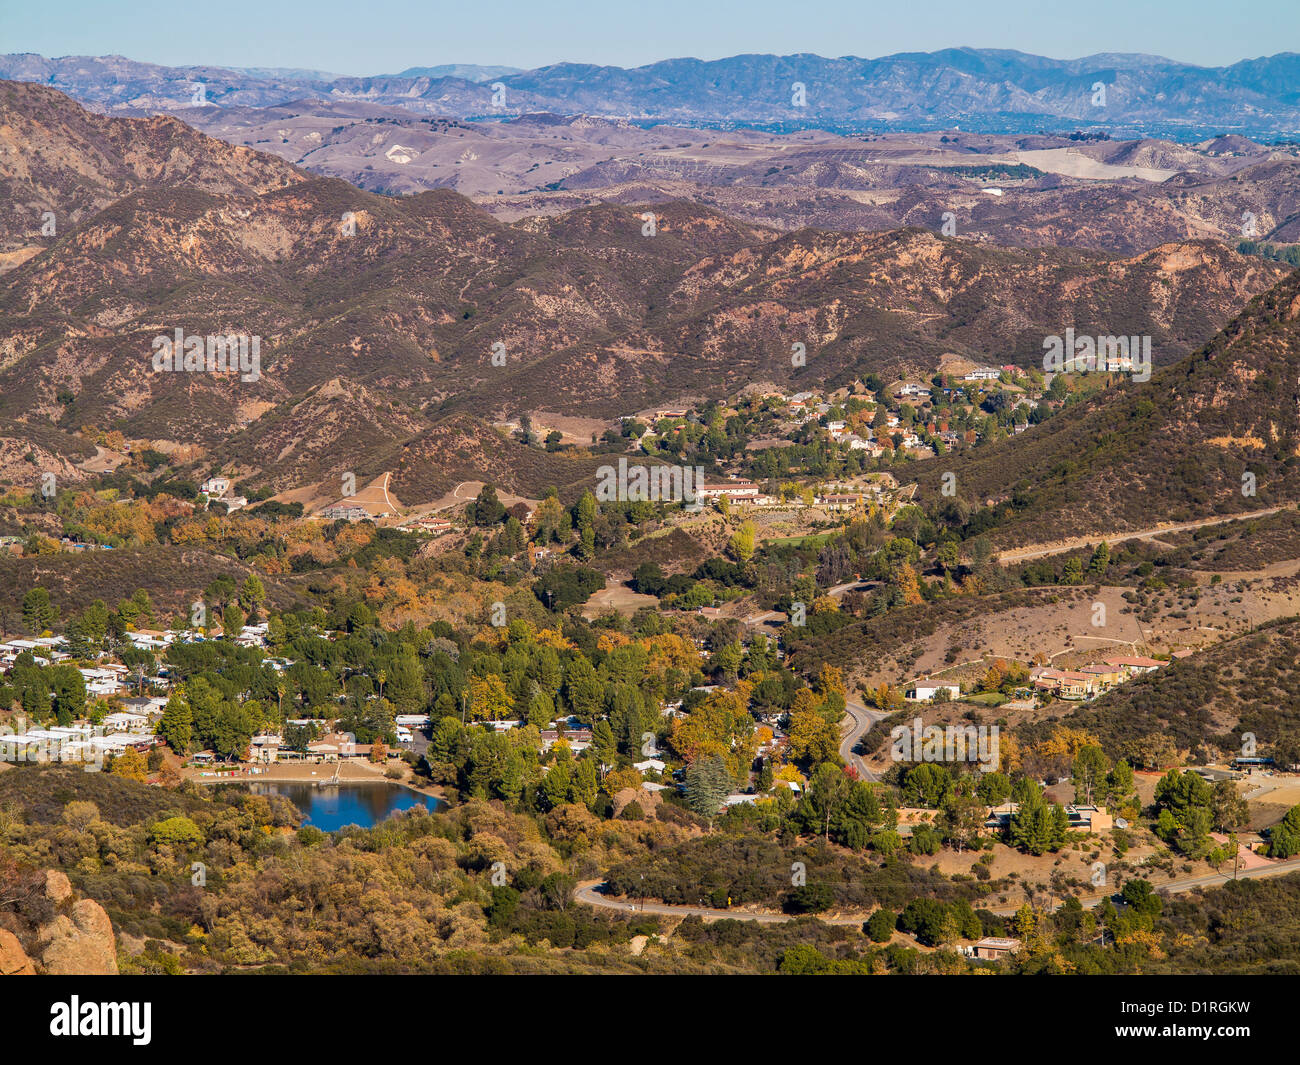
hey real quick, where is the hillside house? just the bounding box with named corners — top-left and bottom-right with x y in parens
top-left (319, 503), bottom-right (373, 522)
top-left (696, 481), bottom-right (761, 503)
top-left (816, 492), bottom-right (863, 511)
top-left (1103, 656), bottom-right (1164, 678)
top-left (972, 937), bottom-right (1021, 960)
top-left (250, 734), bottom-right (283, 764)
top-left (905, 682), bottom-right (961, 702)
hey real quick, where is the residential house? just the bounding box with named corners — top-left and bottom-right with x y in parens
top-left (816, 492), bottom-right (863, 512)
top-left (905, 682), bottom-right (961, 702)
top-left (985, 803), bottom-right (1112, 835)
top-left (125, 629), bottom-right (173, 651)
top-left (540, 729), bottom-right (593, 752)
top-left (1103, 656), bottom-right (1164, 679)
top-left (399, 516), bottom-right (452, 534)
top-left (696, 481), bottom-right (761, 503)
top-left (79, 668), bottom-right (124, 697)
top-left (1079, 665), bottom-right (1122, 689)
top-left (972, 937), bottom-right (1021, 960)
top-left (249, 734), bottom-right (283, 764)
top-left (101, 711), bottom-right (149, 733)
top-left (319, 503), bottom-right (373, 521)
top-left (1033, 669), bottom-right (1096, 700)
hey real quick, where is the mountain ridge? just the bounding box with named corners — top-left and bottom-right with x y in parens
top-left (6, 49), bottom-right (1300, 136)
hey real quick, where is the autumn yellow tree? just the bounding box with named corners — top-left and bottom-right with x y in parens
top-left (787, 707), bottom-right (839, 767)
top-left (871, 683), bottom-right (905, 713)
top-left (728, 520), bottom-right (757, 563)
top-left (110, 747), bottom-right (149, 783)
top-left (468, 674), bottom-right (515, 721)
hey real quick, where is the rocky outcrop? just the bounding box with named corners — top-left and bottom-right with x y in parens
top-left (0, 869), bottom-right (117, 976)
top-left (0, 930), bottom-right (35, 975)
top-left (43, 870), bottom-right (73, 905)
top-left (36, 899), bottom-right (118, 975)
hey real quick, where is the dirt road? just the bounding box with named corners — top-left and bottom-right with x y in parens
top-left (575, 855), bottom-right (1300, 926)
top-left (997, 506), bottom-right (1289, 565)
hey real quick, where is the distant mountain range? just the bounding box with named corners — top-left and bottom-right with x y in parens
top-left (4, 49), bottom-right (1300, 137)
top-left (393, 64), bottom-right (524, 82)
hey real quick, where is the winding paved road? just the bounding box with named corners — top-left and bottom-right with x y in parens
top-left (841, 699), bottom-right (887, 782)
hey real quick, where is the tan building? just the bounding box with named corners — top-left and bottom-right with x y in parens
top-left (973, 937), bottom-right (1021, 960)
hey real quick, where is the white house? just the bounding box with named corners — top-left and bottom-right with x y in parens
top-left (79, 668), bottom-right (124, 697)
top-left (235, 623), bottom-right (269, 648)
top-left (696, 481), bottom-right (761, 503)
top-left (905, 682), bottom-right (962, 702)
top-left (101, 711), bottom-right (149, 732)
top-left (125, 630), bottom-right (173, 651)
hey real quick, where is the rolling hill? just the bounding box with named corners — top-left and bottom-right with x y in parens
top-left (0, 83), bottom-right (1290, 505)
top-left (916, 265), bottom-right (1300, 545)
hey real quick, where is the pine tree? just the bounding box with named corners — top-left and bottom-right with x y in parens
top-left (158, 691), bottom-right (194, 755)
top-left (684, 755), bottom-right (732, 829)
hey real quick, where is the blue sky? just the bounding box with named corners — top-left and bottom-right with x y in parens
top-left (3, 0), bottom-right (1296, 74)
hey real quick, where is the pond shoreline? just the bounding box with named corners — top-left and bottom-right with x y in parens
top-left (187, 762), bottom-right (445, 801)
top-left (216, 777), bottom-right (447, 830)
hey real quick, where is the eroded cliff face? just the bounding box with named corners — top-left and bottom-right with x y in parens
top-left (0, 869), bottom-right (118, 975)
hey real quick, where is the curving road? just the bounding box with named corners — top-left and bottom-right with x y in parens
top-left (841, 699), bottom-right (888, 782)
